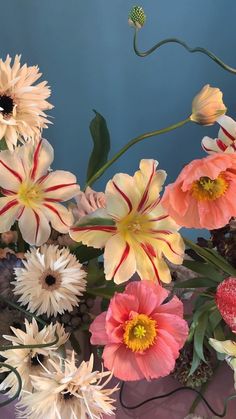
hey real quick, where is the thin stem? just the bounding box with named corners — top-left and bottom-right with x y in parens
top-left (86, 117), bottom-right (190, 187)
top-left (0, 295), bottom-right (46, 327)
top-left (0, 363), bottom-right (22, 407)
top-left (133, 29), bottom-right (236, 74)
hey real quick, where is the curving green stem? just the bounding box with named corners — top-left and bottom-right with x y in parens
top-left (133, 28), bottom-right (236, 74)
top-left (86, 117), bottom-right (190, 187)
top-left (0, 363), bottom-right (22, 407)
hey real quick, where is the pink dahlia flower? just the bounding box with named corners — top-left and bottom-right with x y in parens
top-left (90, 280), bottom-right (188, 381)
top-left (72, 187), bottom-right (106, 221)
top-left (162, 153), bottom-right (236, 230)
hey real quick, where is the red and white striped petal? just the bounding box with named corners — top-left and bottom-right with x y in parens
top-left (106, 173), bottom-right (138, 219)
top-left (70, 221), bottom-right (116, 248)
top-left (18, 207), bottom-right (51, 246)
top-left (134, 159), bottom-right (166, 213)
top-left (0, 196), bottom-right (20, 232)
top-left (41, 170), bottom-right (80, 201)
top-left (153, 233), bottom-right (184, 265)
top-left (0, 150), bottom-right (24, 191)
top-left (18, 139), bottom-right (54, 180)
top-left (218, 115), bottom-right (236, 144)
top-left (42, 202), bottom-right (74, 234)
top-left (104, 235), bottom-right (136, 284)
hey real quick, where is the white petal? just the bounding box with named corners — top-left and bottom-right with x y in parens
top-left (0, 196), bottom-right (20, 232)
top-left (18, 207), bottom-right (51, 246)
top-left (42, 202), bottom-right (74, 233)
top-left (41, 170), bottom-right (80, 201)
top-left (104, 234), bottom-right (136, 283)
top-left (106, 173), bottom-right (138, 219)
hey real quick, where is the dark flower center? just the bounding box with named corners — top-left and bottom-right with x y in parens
top-left (0, 95), bottom-right (14, 115)
top-left (63, 391), bottom-right (74, 400)
top-left (45, 275), bottom-right (56, 286)
top-left (31, 353), bottom-right (45, 366)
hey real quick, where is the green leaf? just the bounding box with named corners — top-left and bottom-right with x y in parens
top-left (209, 308), bottom-right (222, 331)
top-left (87, 282), bottom-right (125, 300)
top-left (183, 260), bottom-right (224, 282)
top-left (77, 217), bottom-right (115, 227)
top-left (184, 238), bottom-right (236, 277)
top-left (194, 311), bottom-right (209, 362)
top-left (189, 348), bottom-right (201, 376)
top-left (174, 277), bottom-right (217, 289)
top-left (72, 244), bottom-right (103, 263)
top-left (87, 110), bottom-right (111, 183)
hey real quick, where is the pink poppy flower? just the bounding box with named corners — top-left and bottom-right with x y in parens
top-left (162, 153), bottom-right (236, 230)
top-left (90, 280), bottom-right (188, 381)
top-left (0, 139), bottom-right (80, 246)
top-left (202, 115), bottom-right (236, 154)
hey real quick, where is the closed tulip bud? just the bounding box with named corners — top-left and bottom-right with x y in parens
top-left (190, 84), bottom-right (227, 125)
top-left (128, 6), bottom-right (146, 29)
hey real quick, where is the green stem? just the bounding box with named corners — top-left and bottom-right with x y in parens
top-left (133, 28), bottom-right (236, 74)
top-left (188, 363), bottom-right (219, 414)
top-left (0, 363), bottom-right (22, 407)
top-left (86, 117), bottom-right (190, 187)
top-left (16, 223), bottom-right (25, 253)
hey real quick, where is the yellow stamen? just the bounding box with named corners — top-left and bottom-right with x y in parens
top-left (191, 173), bottom-right (228, 201)
top-left (123, 314), bottom-right (157, 352)
top-left (117, 213), bottom-right (150, 241)
top-left (18, 181), bottom-right (43, 208)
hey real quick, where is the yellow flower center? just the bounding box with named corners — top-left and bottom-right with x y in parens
top-left (18, 181), bottom-right (43, 208)
top-left (117, 213), bottom-right (149, 241)
top-left (191, 174), bottom-right (228, 201)
top-left (123, 314), bottom-right (157, 352)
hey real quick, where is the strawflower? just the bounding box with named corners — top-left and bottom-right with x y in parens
top-left (70, 159), bottom-right (184, 284)
top-left (90, 280), bottom-right (188, 381)
top-left (162, 153), bottom-right (236, 230)
top-left (0, 138), bottom-right (80, 246)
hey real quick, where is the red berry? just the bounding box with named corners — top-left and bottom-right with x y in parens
top-left (216, 277), bottom-right (236, 332)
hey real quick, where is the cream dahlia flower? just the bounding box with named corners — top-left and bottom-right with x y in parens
top-left (0, 138), bottom-right (80, 246)
top-left (70, 159), bottom-right (184, 284)
top-left (209, 338), bottom-right (236, 389)
top-left (17, 352), bottom-right (117, 419)
top-left (0, 319), bottom-right (69, 397)
top-left (13, 245), bottom-right (87, 317)
top-left (0, 55), bottom-right (53, 150)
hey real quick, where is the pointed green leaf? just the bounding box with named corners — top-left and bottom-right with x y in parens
top-left (183, 260), bottom-right (224, 282)
top-left (189, 348), bottom-right (201, 376)
top-left (87, 110), bottom-right (111, 183)
top-left (72, 244), bottom-right (103, 263)
top-left (174, 277), bottom-right (217, 289)
top-left (194, 311), bottom-right (209, 362)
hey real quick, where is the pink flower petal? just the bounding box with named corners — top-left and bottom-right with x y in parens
top-left (125, 280), bottom-right (169, 315)
top-left (103, 343), bottom-right (144, 381)
top-left (90, 312), bottom-right (109, 345)
top-left (154, 312), bottom-right (189, 348)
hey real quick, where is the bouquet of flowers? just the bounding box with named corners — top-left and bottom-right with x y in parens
top-left (0, 6), bottom-right (235, 419)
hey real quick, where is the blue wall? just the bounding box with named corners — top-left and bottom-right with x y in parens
top-left (2, 1), bottom-right (236, 237)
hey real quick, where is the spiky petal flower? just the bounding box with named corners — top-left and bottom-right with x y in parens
top-left (0, 319), bottom-right (68, 397)
top-left (202, 115), bottom-right (236, 154)
top-left (0, 138), bottom-right (80, 246)
top-left (17, 352), bottom-right (117, 419)
top-left (13, 245), bottom-right (87, 317)
top-left (70, 159), bottom-right (184, 284)
top-left (90, 280), bottom-right (188, 381)
top-left (0, 55), bottom-right (53, 150)
top-left (215, 277), bottom-right (236, 332)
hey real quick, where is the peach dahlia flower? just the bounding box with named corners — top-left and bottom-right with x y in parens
top-left (90, 280), bottom-right (188, 381)
top-left (162, 153), bottom-right (236, 230)
top-left (70, 159), bottom-right (184, 284)
top-left (0, 55), bottom-right (53, 150)
top-left (0, 139), bottom-right (80, 246)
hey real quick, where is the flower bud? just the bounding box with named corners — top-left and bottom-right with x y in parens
top-left (128, 6), bottom-right (146, 29)
top-left (190, 84), bottom-right (227, 126)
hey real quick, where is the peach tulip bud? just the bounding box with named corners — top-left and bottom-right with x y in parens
top-left (190, 84), bottom-right (227, 125)
top-left (1, 231), bottom-right (18, 245)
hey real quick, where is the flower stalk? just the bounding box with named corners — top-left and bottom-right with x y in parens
top-left (86, 117), bottom-right (190, 187)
